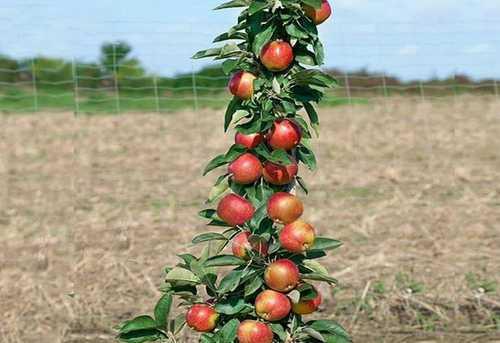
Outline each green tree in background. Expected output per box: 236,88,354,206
0,55,19,83
99,41,151,92
75,62,103,89
31,57,73,90
100,41,133,75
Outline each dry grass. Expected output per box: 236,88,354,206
0,96,499,343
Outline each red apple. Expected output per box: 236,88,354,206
228,153,262,185
235,132,264,149
267,192,304,224
260,40,294,72
232,231,269,259
229,71,256,100
267,119,301,151
264,259,300,292
279,220,316,253
303,0,332,25
255,289,292,321
217,194,255,226
237,320,274,343
292,287,322,315
262,160,298,185
186,304,218,332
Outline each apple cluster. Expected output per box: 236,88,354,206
117,1,352,343
190,189,323,342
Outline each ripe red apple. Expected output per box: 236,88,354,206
267,119,301,151
279,220,316,253
292,287,322,315
260,40,294,72
217,194,255,226
303,0,332,25
229,71,256,100
237,320,274,343
255,289,292,321
264,259,300,292
235,132,264,149
262,160,298,185
232,231,269,259
228,153,262,185
267,192,304,224
186,304,218,332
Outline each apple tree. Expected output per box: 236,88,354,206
116,1,351,342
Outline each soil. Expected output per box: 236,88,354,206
1,96,499,342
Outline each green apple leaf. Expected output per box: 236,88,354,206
303,328,326,342
311,237,343,251
153,293,172,330
204,255,246,267
225,97,243,132
192,48,222,59
192,233,228,244
301,0,322,9
252,24,276,56
270,323,288,341
215,297,252,315
208,177,230,203
214,0,251,10
119,316,158,335
249,0,269,15
308,320,352,342
165,267,201,284
218,270,243,293
118,329,164,343
218,319,240,342
244,275,263,296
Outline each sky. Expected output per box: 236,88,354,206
1,0,500,80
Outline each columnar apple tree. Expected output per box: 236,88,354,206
117,1,351,342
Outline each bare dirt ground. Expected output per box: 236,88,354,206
1,96,499,343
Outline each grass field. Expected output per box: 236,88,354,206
0,96,499,343
0,87,368,114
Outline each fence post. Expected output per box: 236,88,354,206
382,72,389,98
72,58,80,115
494,79,499,99
112,44,121,114
153,76,161,114
419,81,425,103
380,72,389,113
31,58,39,112
191,64,199,111
344,72,352,105
453,72,458,103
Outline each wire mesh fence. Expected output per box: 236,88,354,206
1,57,500,114
2,9,500,114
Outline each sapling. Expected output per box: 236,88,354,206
117,1,351,342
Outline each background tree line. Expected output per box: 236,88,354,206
0,41,227,95
1,41,498,97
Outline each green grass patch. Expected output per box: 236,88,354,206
1,87,368,114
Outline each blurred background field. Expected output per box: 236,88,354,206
1,43,499,114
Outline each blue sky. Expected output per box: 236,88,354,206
1,0,499,80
